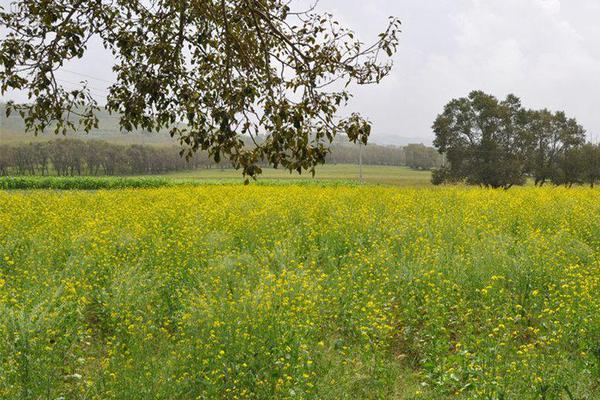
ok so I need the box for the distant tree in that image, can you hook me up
[126,145,150,175]
[432,91,528,189]
[13,144,37,174]
[0,1,400,180]
[579,143,600,188]
[0,145,12,175]
[48,139,85,175]
[326,143,406,166]
[404,143,443,170]
[32,142,49,175]
[525,109,586,186]
[48,140,68,176]
[100,143,127,176]
[65,140,86,175]
[84,141,105,176]
[551,146,584,187]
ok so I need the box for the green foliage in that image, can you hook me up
[0,0,401,179]
[580,143,600,188]
[432,91,529,189]
[0,176,173,190]
[432,91,590,188]
[431,166,451,185]
[0,139,224,177]
[557,143,600,188]
[404,143,444,170]
[525,109,587,186]
[551,146,585,187]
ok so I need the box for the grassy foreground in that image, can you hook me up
[0,176,358,190]
[0,186,599,399]
[163,164,433,186]
[0,164,431,189]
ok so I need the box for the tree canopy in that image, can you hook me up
[0,0,401,180]
[432,91,530,189]
[432,91,594,188]
[525,109,586,186]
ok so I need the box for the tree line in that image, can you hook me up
[328,142,443,169]
[0,139,443,177]
[0,140,212,176]
[432,91,600,188]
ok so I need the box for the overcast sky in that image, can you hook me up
[2,0,600,145]
[318,0,600,145]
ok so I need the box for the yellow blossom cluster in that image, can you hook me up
[0,185,598,399]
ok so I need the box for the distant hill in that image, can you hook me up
[0,103,178,145]
[0,103,427,148]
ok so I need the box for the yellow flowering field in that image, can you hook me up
[0,185,599,399]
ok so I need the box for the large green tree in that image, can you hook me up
[432,91,529,189]
[432,91,589,189]
[551,146,584,187]
[525,109,586,186]
[579,143,600,188]
[0,0,400,179]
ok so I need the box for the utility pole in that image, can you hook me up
[359,142,364,184]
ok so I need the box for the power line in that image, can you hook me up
[60,68,114,84]
[55,79,111,104]
[55,78,109,95]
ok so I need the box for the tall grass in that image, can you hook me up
[0,176,360,190]
[0,176,172,190]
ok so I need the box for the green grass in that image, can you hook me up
[0,165,432,190]
[0,175,365,190]
[164,164,433,186]
[0,176,175,190]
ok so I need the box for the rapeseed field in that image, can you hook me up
[0,186,598,399]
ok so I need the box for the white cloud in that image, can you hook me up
[535,0,561,15]
[315,0,600,144]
